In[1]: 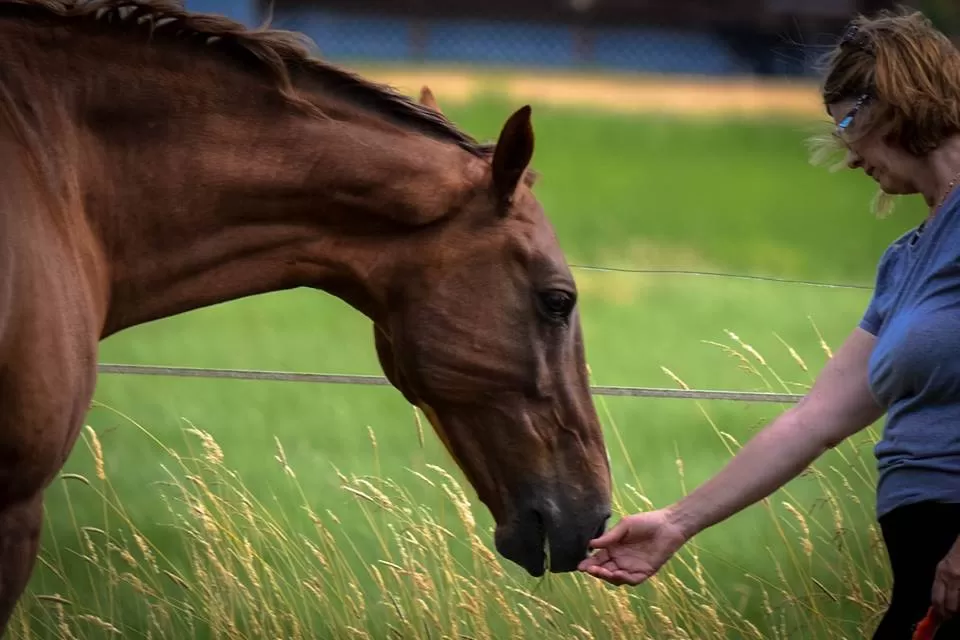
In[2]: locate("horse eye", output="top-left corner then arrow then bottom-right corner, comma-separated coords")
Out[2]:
538,289 -> 575,319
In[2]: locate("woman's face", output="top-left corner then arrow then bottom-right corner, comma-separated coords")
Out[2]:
828,96 -> 920,196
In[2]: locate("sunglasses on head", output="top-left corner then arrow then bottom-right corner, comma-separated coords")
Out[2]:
836,93 -> 871,137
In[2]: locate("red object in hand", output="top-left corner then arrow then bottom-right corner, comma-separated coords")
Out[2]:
913,607 -> 941,640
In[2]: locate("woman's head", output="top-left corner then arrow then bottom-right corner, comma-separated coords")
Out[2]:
817,10 -> 960,200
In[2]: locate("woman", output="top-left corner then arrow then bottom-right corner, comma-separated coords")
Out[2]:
578,10 -> 960,639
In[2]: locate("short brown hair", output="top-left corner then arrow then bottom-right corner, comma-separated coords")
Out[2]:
820,8 -> 960,156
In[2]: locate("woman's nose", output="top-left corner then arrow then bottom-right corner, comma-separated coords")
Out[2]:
846,149 -> 863,169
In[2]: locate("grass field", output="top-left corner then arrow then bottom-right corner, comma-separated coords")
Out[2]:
13,87 -> 933,639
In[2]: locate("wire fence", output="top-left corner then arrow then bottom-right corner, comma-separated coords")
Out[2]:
94,265 -> 861,405
96,363 -> 804,403
567,264 -> 872,290
262,5 -> 831,78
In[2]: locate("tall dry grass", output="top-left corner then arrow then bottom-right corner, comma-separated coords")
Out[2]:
13,330 -> 891,639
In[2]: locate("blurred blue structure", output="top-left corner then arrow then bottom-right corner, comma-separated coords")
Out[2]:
182,0 -> 888,78
183,0 -> 258,28
588,27 -> 750,75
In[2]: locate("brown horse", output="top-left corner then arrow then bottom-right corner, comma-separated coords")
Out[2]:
0,0 -> 612,630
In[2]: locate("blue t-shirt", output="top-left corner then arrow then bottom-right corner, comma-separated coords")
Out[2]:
860,187 -> 960,518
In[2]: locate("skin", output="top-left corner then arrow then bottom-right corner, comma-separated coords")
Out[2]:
579,95 -> 960,621
827,97 -> 960,209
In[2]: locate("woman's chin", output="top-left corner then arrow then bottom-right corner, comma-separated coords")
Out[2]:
877,179 -> 911,196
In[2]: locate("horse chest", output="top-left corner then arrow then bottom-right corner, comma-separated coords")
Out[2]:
0,263 -> 100,503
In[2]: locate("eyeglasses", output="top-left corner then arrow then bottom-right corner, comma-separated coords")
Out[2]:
835,93 -> 871,138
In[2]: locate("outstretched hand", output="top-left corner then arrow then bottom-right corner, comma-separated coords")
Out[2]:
577,509 -> 689,586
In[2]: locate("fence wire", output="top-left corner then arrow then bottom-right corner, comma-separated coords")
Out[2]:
96,364 -> 803,404
93,265 -> 854,405
568,265 -> 871,290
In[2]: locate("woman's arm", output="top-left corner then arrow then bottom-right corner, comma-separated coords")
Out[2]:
580,327 -> 884,586
665,326 -> 883,538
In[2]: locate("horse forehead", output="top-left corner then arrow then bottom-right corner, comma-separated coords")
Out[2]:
511,202 -> 563,259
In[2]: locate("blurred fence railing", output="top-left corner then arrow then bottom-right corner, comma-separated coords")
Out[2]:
182,1 -> 960,78
271,10 -> 829,77
183,0 -> 836,78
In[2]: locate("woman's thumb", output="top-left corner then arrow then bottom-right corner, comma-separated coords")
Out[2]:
589,517 -> 630,548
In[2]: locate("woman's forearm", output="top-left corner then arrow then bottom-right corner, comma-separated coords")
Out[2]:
663,328 -> 882,541
664,408 -> 830,540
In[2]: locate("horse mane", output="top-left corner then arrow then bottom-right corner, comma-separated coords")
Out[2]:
0,0 -> 489,157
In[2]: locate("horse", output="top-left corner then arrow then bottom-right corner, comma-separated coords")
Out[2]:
0,0 -> 613,630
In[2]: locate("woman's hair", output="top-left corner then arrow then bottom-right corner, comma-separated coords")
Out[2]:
820,8 -> 960,156
807,9 -> 960,216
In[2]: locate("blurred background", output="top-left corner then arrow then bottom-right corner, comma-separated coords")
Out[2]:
21,1 -> 960,638
187,0 -> 957,77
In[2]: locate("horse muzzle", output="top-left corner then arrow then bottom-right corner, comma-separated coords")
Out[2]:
494,496 -> 610,576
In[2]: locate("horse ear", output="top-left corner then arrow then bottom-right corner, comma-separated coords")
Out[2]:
491,105 -> 534,211
419,85 -> 442,113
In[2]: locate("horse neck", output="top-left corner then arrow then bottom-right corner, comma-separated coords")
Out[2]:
24,29 -> 482,337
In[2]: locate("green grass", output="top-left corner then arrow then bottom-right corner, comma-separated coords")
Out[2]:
13,96 -> 930,638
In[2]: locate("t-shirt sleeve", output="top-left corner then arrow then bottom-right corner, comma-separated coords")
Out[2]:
859,291 -> 882,335
859,243 -> 898,336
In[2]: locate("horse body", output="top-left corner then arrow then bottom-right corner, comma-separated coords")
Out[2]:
0,0 -> 612,631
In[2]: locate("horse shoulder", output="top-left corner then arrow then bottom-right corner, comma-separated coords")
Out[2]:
0,141 -> 21,366
0,243 -> 11,365
0,147 -> 102,502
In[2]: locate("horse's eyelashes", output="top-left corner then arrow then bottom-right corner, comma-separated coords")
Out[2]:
538,290 -> 576,322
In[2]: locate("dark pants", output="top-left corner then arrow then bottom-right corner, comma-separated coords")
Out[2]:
873,501 -> 960,639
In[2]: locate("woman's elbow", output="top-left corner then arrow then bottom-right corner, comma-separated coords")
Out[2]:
780,404 -> 850,453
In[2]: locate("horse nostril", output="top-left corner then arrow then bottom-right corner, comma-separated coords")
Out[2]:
532,508 -> 545,538
592,515 -> 610,540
